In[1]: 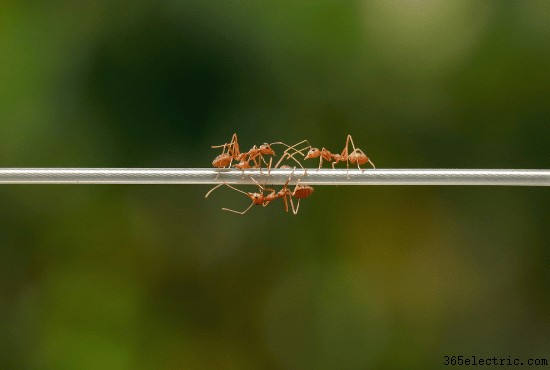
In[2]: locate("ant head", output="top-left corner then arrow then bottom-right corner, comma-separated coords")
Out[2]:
248,192 -> 264,205
259,143 -> 275,155
304,148 -> 321,159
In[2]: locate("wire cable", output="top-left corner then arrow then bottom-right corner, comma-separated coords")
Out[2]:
0,168 -> 548,186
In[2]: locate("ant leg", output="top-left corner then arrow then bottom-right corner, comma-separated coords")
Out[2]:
368,159 -> 376,169
259,155 -> 272,175
265,157 -> 273,176
249,153 -> 260,170
346,134 -> 365,173
213,135 -> 238,160
280,168 -> 295,213
211,143 -> 228,153
288,194 -> 302,215
274,152 -> 293,170
228,134 -> 239,157
250,176 -> 274,194
273,153 -> 286,169
339,135 -> 351,178
341,136 -> 350,159
230,133 -> 239,158
257,155 -> 266,174
285,166 -> 297,187
222,202 -> 255,215
270,140 -> 310,149
291,146 -> 311,175
280,192 -> 292,213
205,183 -> 224,198
290,178 -> 302,215
288,193 -> 298,214
293,198 -> 301,215
270,140 -> 310,157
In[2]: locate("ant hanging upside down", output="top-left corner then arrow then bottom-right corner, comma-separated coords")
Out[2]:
205,168 -> 314,215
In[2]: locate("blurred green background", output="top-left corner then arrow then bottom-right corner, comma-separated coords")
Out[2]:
0,1 -> 549,369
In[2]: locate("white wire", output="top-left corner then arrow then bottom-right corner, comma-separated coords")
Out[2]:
0,168 -> 548,186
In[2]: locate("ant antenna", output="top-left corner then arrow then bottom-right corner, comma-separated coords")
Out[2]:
205,182 -> 251,198
222,203 -> 255,215
271,140 -> 310,170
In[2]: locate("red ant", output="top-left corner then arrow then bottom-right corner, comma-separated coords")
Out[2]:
211,133 -> 240,168
304,134 -> 375,174
205,169 -> 314,215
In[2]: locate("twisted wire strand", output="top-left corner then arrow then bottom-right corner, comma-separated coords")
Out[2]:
0,168 -> 548,186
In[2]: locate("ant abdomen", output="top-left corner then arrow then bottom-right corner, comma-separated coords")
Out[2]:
349,152 -> 368,165
293,184 -> 314,199
213,154 -> 232,168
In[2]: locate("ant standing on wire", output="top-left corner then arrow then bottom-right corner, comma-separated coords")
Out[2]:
212,134 -> 311,174
211,134 -> 277,171
236,143 -> 276,172
211,133 -> 240,168
304,134 -> 375,176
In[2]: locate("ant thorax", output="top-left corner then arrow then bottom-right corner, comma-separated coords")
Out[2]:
321,149 -> 333,161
